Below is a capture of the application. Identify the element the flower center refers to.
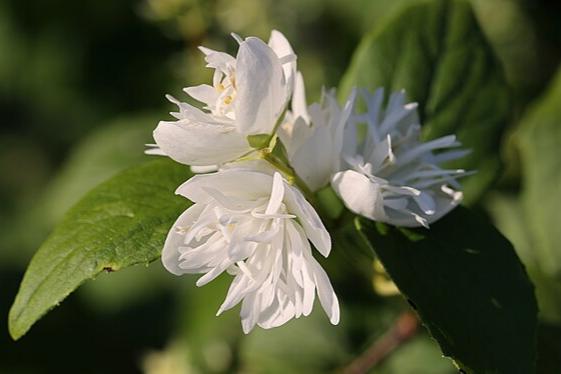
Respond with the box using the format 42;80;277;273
212;66;237;119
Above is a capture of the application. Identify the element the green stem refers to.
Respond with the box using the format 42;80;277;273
267;105;288;147
262;152;315;203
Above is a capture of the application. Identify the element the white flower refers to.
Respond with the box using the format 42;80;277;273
161;164;339;333
332;88;470;227
278;78;356;191
150;30;297;166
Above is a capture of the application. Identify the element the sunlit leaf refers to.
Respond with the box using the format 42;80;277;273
9;158;190;340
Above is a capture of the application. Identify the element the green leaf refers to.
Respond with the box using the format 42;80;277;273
247;133;270;149
40;113;159;227
487;194;561;325
340;0;510;204
488;67;561;326
514;68;561;278
4;114;159;266
355;207;537;374
9;158;190;340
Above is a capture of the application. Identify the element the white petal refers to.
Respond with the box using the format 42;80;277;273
241;292;260;333
144;144;166;156
199;46;235;69
309;256;340;325
331;170;386;221
287;221;316;315
413;191;436;215
200;186;257;211
167;96;231;125
153;120;249;166
278;116;313;159
291;125;334;191
268;30;296;94
332;89;357;170
265;172;285;215
218;275;250;315
175;169;273;203
184;84;219;106
190;164;218;174
288;88;355;191
386;187;462;227
283;184;331;257
196;260;231;286
235;37;285;134
257;296;284;328
220;159;276;175
161;204;205;275
291;72;309;123
259;296;295;329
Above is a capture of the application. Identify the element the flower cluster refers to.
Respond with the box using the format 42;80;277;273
149;31;468;333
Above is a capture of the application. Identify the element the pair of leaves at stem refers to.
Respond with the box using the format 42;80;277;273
9;0;537;373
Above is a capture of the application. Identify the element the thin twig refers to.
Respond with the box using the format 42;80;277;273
342;311;420;374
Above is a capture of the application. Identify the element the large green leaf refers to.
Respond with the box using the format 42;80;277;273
356;207;537;373
514;68;561;278
487;194;561;325
340;0;510;204
9;158;190;340
2;114;160;267
40;114;159;228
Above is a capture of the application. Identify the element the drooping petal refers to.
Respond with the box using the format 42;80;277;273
235;37;285;134
287;221;316;316
153;120;249;166
308;255;340;325
283;184;331;257
331;170;386;221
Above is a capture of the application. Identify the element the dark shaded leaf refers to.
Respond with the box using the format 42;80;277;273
340;0;510;203
356;207;537;373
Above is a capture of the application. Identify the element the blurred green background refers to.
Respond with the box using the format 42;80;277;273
1;0;561;373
